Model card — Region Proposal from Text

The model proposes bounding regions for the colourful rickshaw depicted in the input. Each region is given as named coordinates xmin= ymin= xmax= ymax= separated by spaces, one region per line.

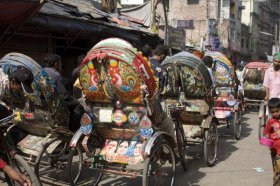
xmin=68 ymin=38 xmax=178 ymax=185
xmin=243 ymin=62 xmax=270 ymax=107
xmin=161 ymin=51 xmax=219 ymax=167
xmin=0 ymin=53 xmax=81 ymax=185
xmin=242 ymin=61 xmax=270 ymax=139
xmin=205 ymin=51 xmax=242 ymax=140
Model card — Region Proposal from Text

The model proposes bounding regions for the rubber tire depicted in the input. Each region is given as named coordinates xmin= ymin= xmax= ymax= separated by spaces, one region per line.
xmin=34 ymin=138 xmax=69 ymax=184
xmin=204 ymin=123 xmax=218 ymax=167
xmin=258 ymin=117 xmax=264 ymax=140
xmin=142 ymin=141 xmax=176 ymax=186
xmin=67 ymin=146 xmax=98 ymax=186
xmin=175 ymin=125 xmax=188 ymax=171
xmin=10 ymin=154 xmax=41 ymax=186
xmin=234 ymin=108 xmax=242 ymax=140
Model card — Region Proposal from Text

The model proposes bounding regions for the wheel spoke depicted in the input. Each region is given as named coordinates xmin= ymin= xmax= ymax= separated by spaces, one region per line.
xmin=143 ymin=142 xmax=175 ymax=186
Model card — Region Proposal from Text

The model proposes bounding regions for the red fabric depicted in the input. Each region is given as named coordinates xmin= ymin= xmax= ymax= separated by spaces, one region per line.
xmin=264 ymin=118 xmax=280 ymax=154
xmin=0 ymin=158 xmax=7 ymax=169
xmin=245 ymin=62 xmax=269 ymax=69
xmin=0 ymin=1 xmax=42 ymax=25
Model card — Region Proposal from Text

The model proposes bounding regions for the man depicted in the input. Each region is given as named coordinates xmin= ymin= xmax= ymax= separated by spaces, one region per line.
xmin=0 ymin=65 xmax=34 ymax=110
xmin=264 ymin=52 xmax=280 ymax=100
xmin=149 ymin=44 xmax=169 ymax=91
xmin=141 ymin=44 xmax=153 ymax=59
xmin=0 ymin=67 xmax=32 ymax=186
xmin=202 ymin=56 xmax=215 ymax=85
xmin=44 ymin=53 xmax=85 ymax=131
xmin=71 ymin=54 xmax=85 ymax=99
xmin=148 ymin=44 xmax=175 ymax=139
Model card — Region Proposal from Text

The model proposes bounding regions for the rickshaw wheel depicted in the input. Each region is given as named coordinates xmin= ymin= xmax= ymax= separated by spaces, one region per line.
xmin=234 ymin=108 xmax=242 ymax=140
xmin=34 ymin=138 xmax=82 ymax=184
xmin=175 ymin=125 xmax=188 ymax=171
xmin=204 ymin=122 xmax=218 ymax=167
xmin=67 ymin=146 xmax=84 ymax=185
xmin=68 ymin=135 xmax=103 ymax=186
xmin=258 ymin=117 xmax=264 ymax=140
xmin=143 ymin=141 xmax=176 ymax=186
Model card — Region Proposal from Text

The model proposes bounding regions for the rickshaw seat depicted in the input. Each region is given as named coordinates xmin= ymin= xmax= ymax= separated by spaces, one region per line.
xmin=166 ymin=99 xmax=209 ymax=115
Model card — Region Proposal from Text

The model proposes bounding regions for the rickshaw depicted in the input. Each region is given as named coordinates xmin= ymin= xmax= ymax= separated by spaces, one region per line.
xmin=161 ymin=51 xmax=219 ymax=167
xmin=242 ymin=62 xmax=270 ymax=139
xmin=243 ymin=62 xmax=269 ymax=108
xmin=205 ymin=51 xmax=242 ymax=140
xmin=0 ymin=53 xmax=82 ymax=185
xmin=67 ymin=38 xmax=178 ymax=185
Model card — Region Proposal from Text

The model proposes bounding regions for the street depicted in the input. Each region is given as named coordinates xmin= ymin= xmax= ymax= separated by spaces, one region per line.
xmin=92 ymin=110 xmax=273 ymax=186
xmin=0 ymin=110 xmax=273 ymax=186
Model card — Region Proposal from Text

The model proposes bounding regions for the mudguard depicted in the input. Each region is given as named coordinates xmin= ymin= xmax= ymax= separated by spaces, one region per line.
xmin=69 ymin=129 xmax=83 ymax=148
xmin=201 ymin=115 xmax=219 ymax=128
xmin=143 ymin=131 xmax=176 ymax=158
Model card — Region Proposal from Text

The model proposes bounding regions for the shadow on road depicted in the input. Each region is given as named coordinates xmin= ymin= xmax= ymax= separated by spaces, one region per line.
xmin=35 ymin=112 xmax=256 ymax=186
xmin=216 ymin=113 xmax=252 ymax=162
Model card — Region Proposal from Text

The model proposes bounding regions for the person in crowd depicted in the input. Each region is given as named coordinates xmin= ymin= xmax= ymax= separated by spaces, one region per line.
xmin=44 ymin=53 xmax=85 ymax=131
xmin=192 ymin=50 xmax=204 ymax=60
xmin=263 ymin=98 xmax=280 ymax=185
xmin=202 ymin=56 xmax=215 ymax=85
xmin=0 ymin=67 xmax=32 ymax=186
xmin=0 ymin=65 xmax=34 ymax=111
xmin=0 ymin=158 xmax=31 ymax=186
xmin=148 ymin=44 xmax=175 ymax=139
xmin=150 ymin=44 xmax=169 ymax=92
xmin=236 ymin=65 xmax=245 ymax=108
xmin=141 ymin=44 xmax=153 ymax=59
xmin=264 ymin=52 xmax=280 ymax=100
xmin=71 ymin=54 xmax=85 ymax=99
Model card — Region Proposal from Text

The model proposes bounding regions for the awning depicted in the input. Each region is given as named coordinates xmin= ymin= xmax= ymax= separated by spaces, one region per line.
xmin=0 ymin=0 xmax=44 ymax=26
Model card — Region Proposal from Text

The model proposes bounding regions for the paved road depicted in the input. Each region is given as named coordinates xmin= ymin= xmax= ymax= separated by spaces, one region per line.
xmin=0 ymin=110 xmax=273 ymax=186
xmin=97 ymin=110 xmax=273 ymax=186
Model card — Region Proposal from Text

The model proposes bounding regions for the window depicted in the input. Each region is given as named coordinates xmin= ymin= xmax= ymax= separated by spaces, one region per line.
xmin=187 ymin=0 xmax=199 ymax=4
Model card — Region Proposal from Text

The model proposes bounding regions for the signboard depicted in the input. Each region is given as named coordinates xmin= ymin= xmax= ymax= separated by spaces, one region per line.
xmin=177 ymin=20 xmax=194 ymax=29
xmin=121 ymin=0 xmax=144 ymax=5
xmin=165 ymin=26 xmax=186 ymax=50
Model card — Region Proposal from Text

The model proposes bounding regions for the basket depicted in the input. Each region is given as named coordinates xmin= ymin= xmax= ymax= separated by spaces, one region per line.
xmin=259 ymin=138 xmax=273 ymax=147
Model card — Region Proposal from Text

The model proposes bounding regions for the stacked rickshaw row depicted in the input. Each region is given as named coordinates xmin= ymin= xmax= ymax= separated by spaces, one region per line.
xmin=0 ymin=38 xmax=245 ymax=186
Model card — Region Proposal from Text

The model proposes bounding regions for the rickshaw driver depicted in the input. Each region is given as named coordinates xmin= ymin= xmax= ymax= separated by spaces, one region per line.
xmin=0 ymin=65 xmax=35 ymax=111
xmin=0 ymin=67 xmax=32 ymax=186
xmin=44 ymin=53 xmax=85 ymax=132
xmin=263 ymin=52 xmax=280 ymax=100
xmin=149 ymin=44 xmax=175 ymax=139
xmin=202 ymin=56 xmax=215 ymax=85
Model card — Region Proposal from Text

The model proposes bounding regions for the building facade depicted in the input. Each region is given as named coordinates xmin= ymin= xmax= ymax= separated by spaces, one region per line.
xmin=166 ymin=0 xmax=242 ymax=63
xmin=241 ymin=0 xmax=280 ymax=61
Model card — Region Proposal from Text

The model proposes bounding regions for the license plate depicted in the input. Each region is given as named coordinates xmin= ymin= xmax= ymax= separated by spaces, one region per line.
xmin=99 ymin=108 xmax=113 ymax=123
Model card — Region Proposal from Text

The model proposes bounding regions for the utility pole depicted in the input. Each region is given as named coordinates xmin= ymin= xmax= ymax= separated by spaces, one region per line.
xmin=150 ymin=0 xmax=157 ymax=32
xmin=206 ymin=0 xmax=210 ymax=49
xmin=275 ymin=24 xmax=278 ymax=52
xmin=279 ymin=20 xmax=280 ymax=51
